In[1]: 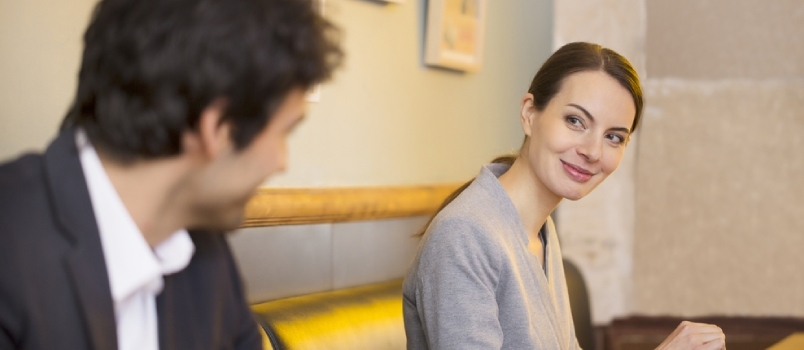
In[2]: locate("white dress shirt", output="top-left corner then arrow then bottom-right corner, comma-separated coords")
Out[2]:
76,130 -> 195,350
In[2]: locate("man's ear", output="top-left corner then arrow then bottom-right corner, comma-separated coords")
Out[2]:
194,97 -> 232,160
520,93 -> 537,137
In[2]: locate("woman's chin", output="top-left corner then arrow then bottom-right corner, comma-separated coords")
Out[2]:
555,186 -> 591,201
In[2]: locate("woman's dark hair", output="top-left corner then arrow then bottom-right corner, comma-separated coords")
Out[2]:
416,42 -> 642,237
62,0 -> 343,162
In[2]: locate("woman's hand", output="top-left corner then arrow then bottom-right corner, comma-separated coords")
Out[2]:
655,321 -> 726,350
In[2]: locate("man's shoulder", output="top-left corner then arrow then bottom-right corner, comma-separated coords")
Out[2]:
0,152 -> 46,195
0,152 -> 54,233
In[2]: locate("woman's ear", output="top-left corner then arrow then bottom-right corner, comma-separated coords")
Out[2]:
520,93 -> 537,137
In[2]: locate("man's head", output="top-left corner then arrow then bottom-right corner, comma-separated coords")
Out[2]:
63,0 -> 342,162
63,0 -> 342,231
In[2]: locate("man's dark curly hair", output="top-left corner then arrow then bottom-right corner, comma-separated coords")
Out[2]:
62,0 -> 343,162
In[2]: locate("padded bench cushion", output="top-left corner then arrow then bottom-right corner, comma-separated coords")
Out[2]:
251,280 -> 405,350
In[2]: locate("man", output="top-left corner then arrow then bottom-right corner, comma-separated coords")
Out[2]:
0,0 -> 342,349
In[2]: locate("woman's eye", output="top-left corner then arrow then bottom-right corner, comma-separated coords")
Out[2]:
565,116 -> 583,128
606,134 -> 625,144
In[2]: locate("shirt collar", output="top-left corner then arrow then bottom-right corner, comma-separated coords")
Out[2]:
75,129 -> 195,303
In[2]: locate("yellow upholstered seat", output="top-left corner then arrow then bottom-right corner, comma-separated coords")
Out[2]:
258,326 -> 275,350
251,279 -> 405,350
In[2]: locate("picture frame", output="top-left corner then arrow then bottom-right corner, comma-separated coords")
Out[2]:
424,0 -> 487,72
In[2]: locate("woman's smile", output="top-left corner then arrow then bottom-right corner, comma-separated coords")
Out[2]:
560,160 -> 595,183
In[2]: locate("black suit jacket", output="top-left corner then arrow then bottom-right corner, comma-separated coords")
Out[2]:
0,129 -> 262,350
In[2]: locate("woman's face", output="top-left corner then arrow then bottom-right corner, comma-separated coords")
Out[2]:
521,70 -> 636,201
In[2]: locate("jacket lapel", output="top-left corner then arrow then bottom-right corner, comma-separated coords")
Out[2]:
44,129 -> 118,350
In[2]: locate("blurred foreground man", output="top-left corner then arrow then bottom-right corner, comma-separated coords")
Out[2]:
0,0 -> 342,348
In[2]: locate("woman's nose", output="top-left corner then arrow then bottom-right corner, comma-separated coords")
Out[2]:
576,136 -> 602,163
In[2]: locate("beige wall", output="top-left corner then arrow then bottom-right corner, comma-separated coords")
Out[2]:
0,0 -> 97,161
634,0 -> 804,317
646,0 -> 804,80
269,0 -> 551,187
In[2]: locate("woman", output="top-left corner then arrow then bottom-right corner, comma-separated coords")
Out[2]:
403,42 -> 726,349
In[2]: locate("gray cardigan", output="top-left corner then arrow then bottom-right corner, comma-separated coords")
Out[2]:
403,164 -> 580,349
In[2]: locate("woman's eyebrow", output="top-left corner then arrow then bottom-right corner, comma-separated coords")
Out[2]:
568,103 -> 595,122
568,103 -> 631,133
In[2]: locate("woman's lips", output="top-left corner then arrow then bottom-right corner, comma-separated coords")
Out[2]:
561,160 -> 594,183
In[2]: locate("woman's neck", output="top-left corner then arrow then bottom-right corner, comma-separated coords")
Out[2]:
497,157 -> 562,236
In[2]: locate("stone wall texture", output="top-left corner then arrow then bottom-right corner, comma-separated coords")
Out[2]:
646,0 -> 804,79
634,0 -> 804,317
634,80 -> 804,316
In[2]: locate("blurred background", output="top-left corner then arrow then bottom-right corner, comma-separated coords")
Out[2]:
1,0 -> 802,335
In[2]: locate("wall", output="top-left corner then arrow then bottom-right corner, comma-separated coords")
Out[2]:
0,0 -> 97,161
268,0 -> 551,187
634,0 -> 804,317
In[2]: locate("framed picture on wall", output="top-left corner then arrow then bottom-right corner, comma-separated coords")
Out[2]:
424,0 -> 487,72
